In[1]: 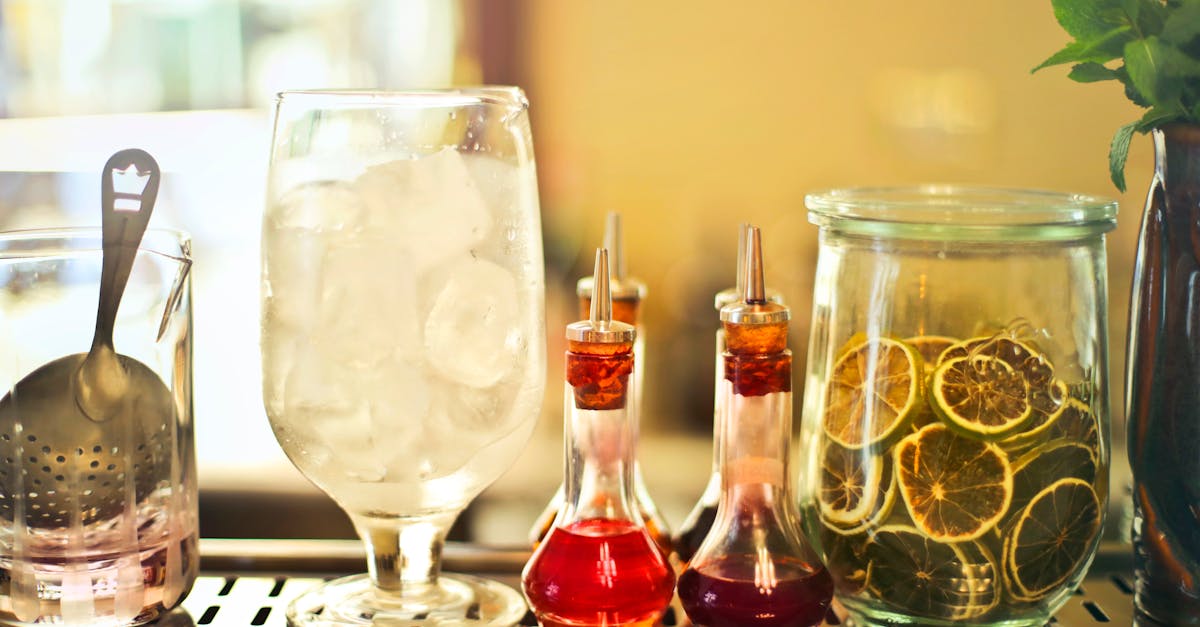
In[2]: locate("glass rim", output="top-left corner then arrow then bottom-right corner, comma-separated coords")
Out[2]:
805,185 -> 1118,240
274,86 -> 529,109
0,227 -> 192,263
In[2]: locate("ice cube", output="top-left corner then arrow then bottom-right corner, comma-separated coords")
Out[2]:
269,180 -> 366,233
284,342 -> 350,409
367,360 -> 433,479
316,235 -> 421,368
423,255 -> 520,388
263,226 -> 325,334
354,148 -> 493,272
281,345 -> 387,482
415,383 -> 494,479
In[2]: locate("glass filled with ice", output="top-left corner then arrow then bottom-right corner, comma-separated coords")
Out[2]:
261,88 -> 546,626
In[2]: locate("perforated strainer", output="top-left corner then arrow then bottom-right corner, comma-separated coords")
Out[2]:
0,148 -> 176,532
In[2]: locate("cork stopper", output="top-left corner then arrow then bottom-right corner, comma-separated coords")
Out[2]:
567,248 -> 636,344
577,212 -> 647,301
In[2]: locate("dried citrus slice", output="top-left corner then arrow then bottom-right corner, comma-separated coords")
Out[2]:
1004,478 -> 1102,600
930,356 -> 1033,439
863,525 -> 977,620
818,525 -> 871,594
904,335 -> 959,368
1009,441 -> 1098,520
1000,379 -> 1070,451
823,337 -> 923,449
818,440 -> 896,533
895,423 -> 1013,541
939,336 -> 1054,387
1045,398 -> 1100,456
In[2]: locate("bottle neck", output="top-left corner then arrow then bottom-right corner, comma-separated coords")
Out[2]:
582,295 -> 644,418
718,351 -> 793,505
1160,124 -> 1200,192
561,347 -> 639,526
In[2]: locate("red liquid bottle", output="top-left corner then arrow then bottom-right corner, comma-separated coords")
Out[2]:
530,213 -> 672,555
678,226 -> 833,627
522,248 -> 675,627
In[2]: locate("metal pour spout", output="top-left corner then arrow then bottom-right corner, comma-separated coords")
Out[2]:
568,248 -> 636,343
744,226 -> 766,304
721,226 -> 789,325
591,248 -> 612,326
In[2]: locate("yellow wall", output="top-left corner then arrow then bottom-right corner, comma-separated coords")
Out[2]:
520,0 -> 1149,436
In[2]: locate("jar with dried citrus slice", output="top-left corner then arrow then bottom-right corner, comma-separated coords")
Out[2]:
799,187 -> 1114,626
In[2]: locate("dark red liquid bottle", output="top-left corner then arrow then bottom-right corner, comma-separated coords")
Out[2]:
678,554 -> 834,627
678,227 -> 832,627
675,224 -> 785,568
522,248 -> 675,627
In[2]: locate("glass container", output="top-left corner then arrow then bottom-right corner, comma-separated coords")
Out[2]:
798,186 -> 1116,626
678,226 -> 832,627
530,212 -> 671,554
261,88 -> 546,625
0,228 -> 196,625
675,223 -> 783,567
522,248 -> 675,627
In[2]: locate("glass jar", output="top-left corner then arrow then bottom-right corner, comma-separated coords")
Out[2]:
797,187 -> 1115,626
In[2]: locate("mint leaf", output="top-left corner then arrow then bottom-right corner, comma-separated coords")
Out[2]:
1034,25 -> 1134,70
1125,36 -> 1182,103
1132,0 -> 1168,35
1052,0 -> 1126,40
1110,121 -> 1138,192
1162,0 -> 1200,44
1069,62 -> 1122,82
1117,66 -> 1155,106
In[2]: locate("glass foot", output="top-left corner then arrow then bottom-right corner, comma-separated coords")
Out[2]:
286,573 -> 527,626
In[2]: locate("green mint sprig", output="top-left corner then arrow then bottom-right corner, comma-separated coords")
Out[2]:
1035,0 -> 1200,191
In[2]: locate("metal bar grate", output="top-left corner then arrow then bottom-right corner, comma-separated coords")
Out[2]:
169,571 -> 1134,626
162,540 -> 1137,625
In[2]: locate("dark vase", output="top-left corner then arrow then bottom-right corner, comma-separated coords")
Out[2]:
1127,123 -> 1200,625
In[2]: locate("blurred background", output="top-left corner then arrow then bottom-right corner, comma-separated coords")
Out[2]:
0,0 -> 1147,544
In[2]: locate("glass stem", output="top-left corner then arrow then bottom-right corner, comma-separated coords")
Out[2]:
352,511 -> 457,597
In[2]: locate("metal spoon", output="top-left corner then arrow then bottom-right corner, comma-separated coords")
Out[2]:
0,148 -> 176,529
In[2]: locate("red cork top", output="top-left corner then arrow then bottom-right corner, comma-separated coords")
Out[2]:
566,248 -> 636,409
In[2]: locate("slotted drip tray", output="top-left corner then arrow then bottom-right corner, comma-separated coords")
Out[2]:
167,539 -> 1134,626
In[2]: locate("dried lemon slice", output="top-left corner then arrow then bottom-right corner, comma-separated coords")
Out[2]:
904,335 -> 960,368
818,440 -> 896,533
930,356 -> 1033,439
863,525 -> 978,620
1000,380 -> 1071,451
823,337 -> 923,449
1003,478 -> 1102,600
895,423 -> 1013,542
1009,440 -> 1098,520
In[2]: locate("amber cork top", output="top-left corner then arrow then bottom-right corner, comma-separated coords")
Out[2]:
721,226 -> 791,396
567,248 -> 635,409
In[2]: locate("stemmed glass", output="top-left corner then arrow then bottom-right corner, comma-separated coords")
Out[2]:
260,88 -> 546,625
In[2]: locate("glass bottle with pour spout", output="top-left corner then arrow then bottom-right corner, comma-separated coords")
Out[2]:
522,248 -> 675,627
678,227 -> 833,627
675,223 -> 784,567
530,212 -> 671,554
